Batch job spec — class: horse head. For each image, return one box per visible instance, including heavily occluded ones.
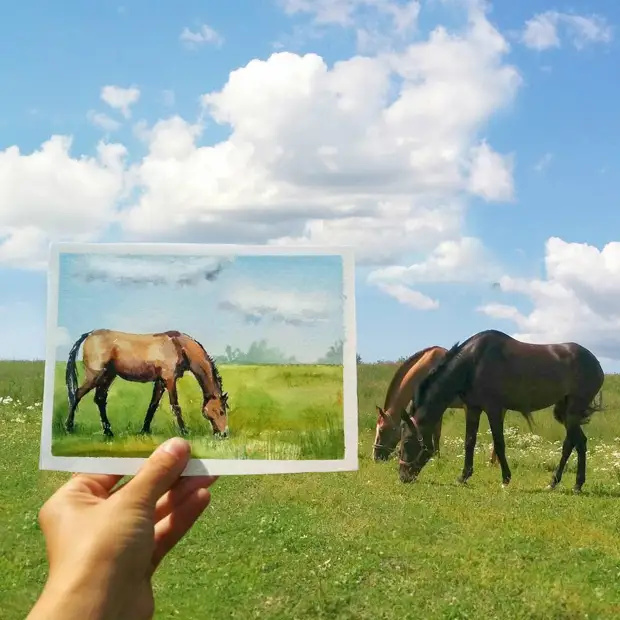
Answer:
[204,391,229,438]
[372,405,401,461]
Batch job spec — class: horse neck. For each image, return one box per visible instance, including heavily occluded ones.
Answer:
[428,355,469,409]
[387,349,443,419]
[184,346,220,399]
[384,347,440,410]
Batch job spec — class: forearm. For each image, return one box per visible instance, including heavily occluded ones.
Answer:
[27,571,118,620]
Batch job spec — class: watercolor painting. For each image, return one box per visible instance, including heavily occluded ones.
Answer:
[40,243,358,476]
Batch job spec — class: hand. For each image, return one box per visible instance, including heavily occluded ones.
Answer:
[28,438,217,620]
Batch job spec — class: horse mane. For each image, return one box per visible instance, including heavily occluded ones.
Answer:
[383,346,439,410]
[164,331,226,406]
[183,333,225,394]
[414,336,476,405]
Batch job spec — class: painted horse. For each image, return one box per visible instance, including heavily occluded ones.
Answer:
[399,329,604,493]
[65,329,229,438]
[373,346,499,464]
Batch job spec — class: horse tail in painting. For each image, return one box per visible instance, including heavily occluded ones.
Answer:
[66,331,93,411]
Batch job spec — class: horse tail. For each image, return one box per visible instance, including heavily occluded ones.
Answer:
[66,331,92,411]
[582,389,604,424]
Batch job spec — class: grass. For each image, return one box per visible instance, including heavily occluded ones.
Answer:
[0,360,619,619]
[50,363,345,460]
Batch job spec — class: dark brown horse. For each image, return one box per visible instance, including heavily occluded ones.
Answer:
[373,346,499,463]
[399,330,604,493]
[65,329,229,438]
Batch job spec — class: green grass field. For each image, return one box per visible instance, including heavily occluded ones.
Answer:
[51,363,344,460]
[1,360,620,619]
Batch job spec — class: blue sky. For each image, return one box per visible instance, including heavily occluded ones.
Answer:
[55,251,344,364]
[1,0,620,371]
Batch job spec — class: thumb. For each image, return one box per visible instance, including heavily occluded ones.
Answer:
[123,437,192,508]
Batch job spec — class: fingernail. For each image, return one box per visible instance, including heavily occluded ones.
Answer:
[158,437,190,459]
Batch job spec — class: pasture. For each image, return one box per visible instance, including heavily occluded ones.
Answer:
[51,362,344,461]
[1,360,620,619]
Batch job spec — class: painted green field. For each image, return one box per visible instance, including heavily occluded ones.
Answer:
[1,360,620,619]
[51,362,344,460]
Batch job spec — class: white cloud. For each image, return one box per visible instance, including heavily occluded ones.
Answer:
[219,284,334,326]
[368,236,500,286]
[374,282,439,310]
[521,11,612,51]
[100,85,141,118]
[180,24,224,48]
[478,237,620,361]
[121,5,520,261]
[534,152,553,173]
[0,1,520,293]
[87,110,121,132]
[0,137,127,268]
[466,141,514,202]
[70,254,232,287]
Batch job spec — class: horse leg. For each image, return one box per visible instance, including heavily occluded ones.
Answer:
[166,378,188,435]
[94,373,115,437]
[458,406,482,484]
[548,399,575,491]
[573,426,588,494]
[65,371,102,432]
[433,416,443,458]
[141,379,166,434]
[487,408,511,486]
[489,409,505,466]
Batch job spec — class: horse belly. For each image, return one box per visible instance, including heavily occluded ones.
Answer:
[113,340,176,382]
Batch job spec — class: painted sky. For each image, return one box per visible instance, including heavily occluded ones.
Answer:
[1,0,619,370]
[55,252,345,364]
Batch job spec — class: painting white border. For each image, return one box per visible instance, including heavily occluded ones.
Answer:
[40,242,359,476]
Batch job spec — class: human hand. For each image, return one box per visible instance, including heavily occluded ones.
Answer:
[28,438,217,620]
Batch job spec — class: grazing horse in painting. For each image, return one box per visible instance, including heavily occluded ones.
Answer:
[373,346,499,464]
[65,329,229,438]
[399,330,604,493]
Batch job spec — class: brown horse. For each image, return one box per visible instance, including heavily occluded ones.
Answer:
[373,346,499,463]
[399,330,604,493]
[64,329,229,438]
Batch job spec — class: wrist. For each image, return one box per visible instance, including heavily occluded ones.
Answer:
[27,568,116,620]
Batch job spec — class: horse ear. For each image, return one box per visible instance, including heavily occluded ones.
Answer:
[375,405,385,419]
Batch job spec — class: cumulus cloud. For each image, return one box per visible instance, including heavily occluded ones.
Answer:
[219,285,335,326]
[0,137,126,268]
[374,282,438,310]
[368,236,500,285]
[180,24,224,48]
[101,85,141,118]
[521,11,613,51]
[0,1,521,297]
[71,255,232,287]
[478,237,620,360]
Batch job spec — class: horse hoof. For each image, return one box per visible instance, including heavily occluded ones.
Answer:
[502,479,511,487]
[546,484,556,491]
[457,477,468,485]
[140,428,151,435]
[573,486,583,495]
